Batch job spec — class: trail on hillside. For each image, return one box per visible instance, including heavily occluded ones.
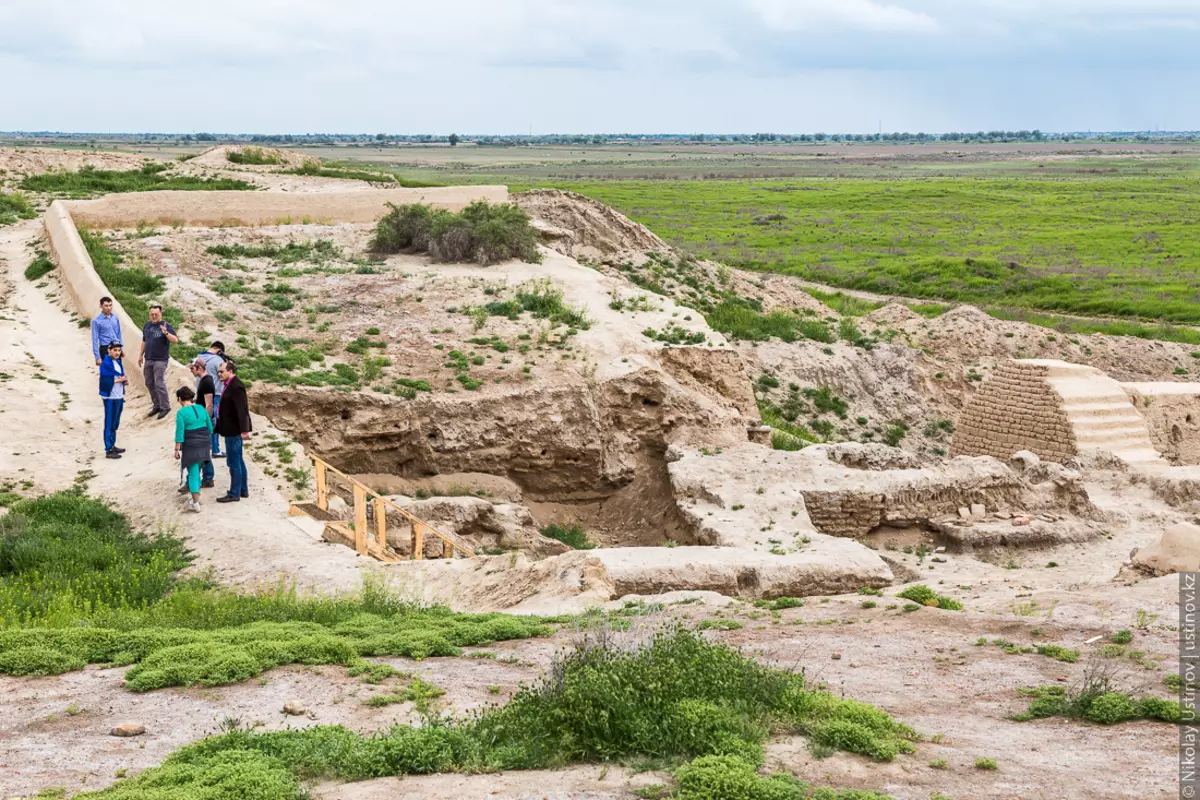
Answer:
[0,220,364,590]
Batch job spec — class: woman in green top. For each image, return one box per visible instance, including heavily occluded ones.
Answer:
[174,386,213,513]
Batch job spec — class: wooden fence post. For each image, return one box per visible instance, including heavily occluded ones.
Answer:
[353,484,368,555]
[315,459,328,511]
[373,497,388,551]
[412,521,424,560]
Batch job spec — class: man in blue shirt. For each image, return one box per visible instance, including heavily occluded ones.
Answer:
[91,296,122,366]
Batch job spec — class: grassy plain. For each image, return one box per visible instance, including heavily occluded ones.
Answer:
[550,168,1200,324]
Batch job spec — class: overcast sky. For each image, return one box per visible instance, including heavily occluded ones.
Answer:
[1,0,1197,134]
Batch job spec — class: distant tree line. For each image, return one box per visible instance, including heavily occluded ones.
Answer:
[5,130,1200,147]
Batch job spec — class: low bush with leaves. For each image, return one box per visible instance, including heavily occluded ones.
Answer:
[1015,661,1181,725]
[895,585,963,611]
[371,200,542,265]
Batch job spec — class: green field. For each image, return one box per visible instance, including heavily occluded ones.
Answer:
[548,172,1200,324]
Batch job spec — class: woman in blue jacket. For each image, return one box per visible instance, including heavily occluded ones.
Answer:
[98,341,128,459]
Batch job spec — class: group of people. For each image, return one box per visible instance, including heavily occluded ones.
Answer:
[92,296,253,512]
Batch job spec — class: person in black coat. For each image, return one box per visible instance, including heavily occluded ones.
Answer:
[214,360,253,503]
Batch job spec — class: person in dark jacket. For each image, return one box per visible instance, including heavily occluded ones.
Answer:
[214,359,252,503]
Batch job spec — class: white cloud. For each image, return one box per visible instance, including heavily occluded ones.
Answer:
[0,0,1197,132]
[747,0,940,32]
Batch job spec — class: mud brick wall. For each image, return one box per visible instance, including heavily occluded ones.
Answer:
[950,361,1076,463]
[805,483,1025,537]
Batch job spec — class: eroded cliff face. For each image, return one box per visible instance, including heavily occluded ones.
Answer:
[255,350,754,502]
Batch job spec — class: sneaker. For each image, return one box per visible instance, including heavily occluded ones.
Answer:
[178,485,189,494]
[156,410,169,420]
[215,495,240,504]
[187,500,201,513]
[111,447,126,454]
[147,408,160,418]
[213,453,225,459]
[241,491,249,498]
[201,479,215,488]
[105,450,122,459]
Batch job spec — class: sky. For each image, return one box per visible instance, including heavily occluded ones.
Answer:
[1,0,1197,134]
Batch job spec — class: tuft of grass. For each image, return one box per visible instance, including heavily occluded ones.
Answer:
[21,163,254,197]
[540,523,595,550]
[24,254,55,281]
[974,757,998,770]
[227,147,285,166]
[803,288,883,317]
[371,200,542,265]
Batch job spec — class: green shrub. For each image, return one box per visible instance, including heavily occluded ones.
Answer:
[974,757,998,770]
[261,294,293,312]
[0,645,86,676]
[371,201,541,265]
[755,597,804,611]
[1016,684,1179,725]
[1034,644,1079,663]
[674,755,806,800]
[540,523,594,550]
[895,585,962,611]
[1111,629,1133,644]
[75,749,301,800]
[1084,692,1138,724]
[24,254,55,281]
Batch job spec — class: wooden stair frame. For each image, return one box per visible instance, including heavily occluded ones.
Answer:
[291,455,476,562]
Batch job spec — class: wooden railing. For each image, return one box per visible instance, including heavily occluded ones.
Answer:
[312,455,476,559]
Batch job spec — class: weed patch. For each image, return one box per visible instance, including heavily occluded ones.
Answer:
[78,230,181,328]
[0,191,36,225]
[21,164,254,197]
[227,147,285,166]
